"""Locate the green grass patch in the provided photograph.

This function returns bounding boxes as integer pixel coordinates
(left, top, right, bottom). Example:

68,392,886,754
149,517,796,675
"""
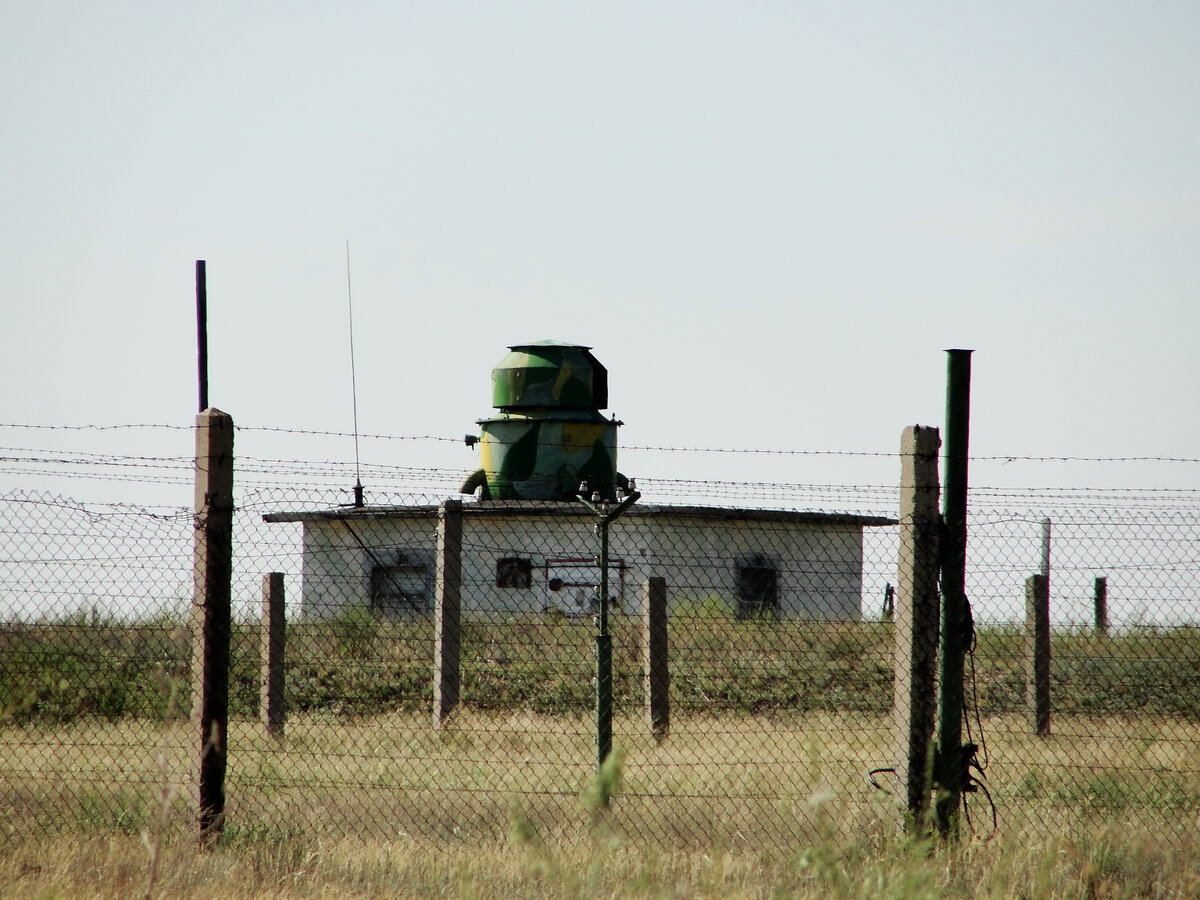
4,613,1200,723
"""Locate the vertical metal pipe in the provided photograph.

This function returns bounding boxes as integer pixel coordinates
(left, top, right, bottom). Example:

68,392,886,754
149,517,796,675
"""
936,348,972,837
196,260,209,413
598,520,610,639
578,489,638,774
596,519,613,769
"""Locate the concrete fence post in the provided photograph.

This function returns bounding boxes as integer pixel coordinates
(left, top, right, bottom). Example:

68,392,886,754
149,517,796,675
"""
434,499,463,729
190,407,234,846
892,424,941,827
260,572,286,737
1025,574,1051,736
642,577,669,741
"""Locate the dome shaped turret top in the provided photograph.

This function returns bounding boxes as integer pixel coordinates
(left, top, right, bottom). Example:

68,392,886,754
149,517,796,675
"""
490,340,608,410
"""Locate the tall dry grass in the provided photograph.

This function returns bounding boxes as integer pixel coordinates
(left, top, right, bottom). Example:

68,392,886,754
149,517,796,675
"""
2,710,1199,897
2,809,1197,898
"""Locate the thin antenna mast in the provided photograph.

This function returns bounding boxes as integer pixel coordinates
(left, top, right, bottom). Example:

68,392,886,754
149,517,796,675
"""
346,240,364,507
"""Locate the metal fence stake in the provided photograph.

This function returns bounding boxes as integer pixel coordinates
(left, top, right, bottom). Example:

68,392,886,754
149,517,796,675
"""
577,487,641,773
936,349,973,838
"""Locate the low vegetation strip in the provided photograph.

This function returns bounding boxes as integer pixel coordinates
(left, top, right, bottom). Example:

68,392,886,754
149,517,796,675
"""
2,614,1199,723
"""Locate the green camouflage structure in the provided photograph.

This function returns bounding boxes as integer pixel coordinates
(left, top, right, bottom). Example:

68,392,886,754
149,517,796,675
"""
462,340,623,501
490,342,608,409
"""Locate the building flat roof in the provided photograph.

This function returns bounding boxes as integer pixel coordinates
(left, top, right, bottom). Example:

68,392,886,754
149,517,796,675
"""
263,501,896,528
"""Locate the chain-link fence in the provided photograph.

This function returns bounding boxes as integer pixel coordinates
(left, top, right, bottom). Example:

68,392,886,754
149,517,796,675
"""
2,429,1198,851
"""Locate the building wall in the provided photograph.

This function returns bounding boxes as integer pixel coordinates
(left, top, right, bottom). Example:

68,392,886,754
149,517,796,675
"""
299,512,865,621
300,515,437,618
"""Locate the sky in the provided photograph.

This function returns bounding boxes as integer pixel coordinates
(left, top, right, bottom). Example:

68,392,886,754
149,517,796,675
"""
4,2,1200,505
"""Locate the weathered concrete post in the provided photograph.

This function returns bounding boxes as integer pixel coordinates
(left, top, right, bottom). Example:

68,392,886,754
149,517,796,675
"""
260,572,286,737
433,499,463,729
191,408,234,846
1094,576,1109,637
892,424,941,828
642,577,669,741
1025,574,1051,736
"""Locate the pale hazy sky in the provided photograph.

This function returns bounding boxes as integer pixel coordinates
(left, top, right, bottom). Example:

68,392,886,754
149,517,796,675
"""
4,2,1199,498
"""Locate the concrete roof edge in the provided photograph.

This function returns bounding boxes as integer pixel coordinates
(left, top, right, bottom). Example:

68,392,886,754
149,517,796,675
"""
262,502,897,527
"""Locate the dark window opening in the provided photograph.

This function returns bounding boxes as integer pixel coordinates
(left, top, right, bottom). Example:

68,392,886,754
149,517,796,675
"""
496,557,533,589
370,559,429,616
736,557,778,619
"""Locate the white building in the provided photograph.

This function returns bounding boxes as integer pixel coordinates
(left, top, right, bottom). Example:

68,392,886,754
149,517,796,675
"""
263,500,894,620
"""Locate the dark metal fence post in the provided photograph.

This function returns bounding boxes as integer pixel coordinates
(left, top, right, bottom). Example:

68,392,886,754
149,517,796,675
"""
191,407,234,846
892,424,941,828
1094,576,1109,637
936,349,973,838
196,260,209,414
596,518,613,766
642,576,669,741
434,499,463,729
577,487,641,772
1025,574,1051,736
260,572,286,737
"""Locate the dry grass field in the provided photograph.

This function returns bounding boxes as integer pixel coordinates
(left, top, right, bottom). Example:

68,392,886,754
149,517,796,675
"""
2,710,1198,898
3,824,1197,899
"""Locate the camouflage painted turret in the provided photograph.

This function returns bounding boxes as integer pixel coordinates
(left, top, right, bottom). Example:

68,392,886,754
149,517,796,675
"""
461,340,623,501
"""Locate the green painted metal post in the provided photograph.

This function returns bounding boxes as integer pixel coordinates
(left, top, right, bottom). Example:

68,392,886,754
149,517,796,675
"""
936,349,973,838
577,488,640,774
596,517,613,767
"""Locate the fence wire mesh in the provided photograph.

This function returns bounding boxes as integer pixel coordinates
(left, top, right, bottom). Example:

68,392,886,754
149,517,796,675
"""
1,426,1198,852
